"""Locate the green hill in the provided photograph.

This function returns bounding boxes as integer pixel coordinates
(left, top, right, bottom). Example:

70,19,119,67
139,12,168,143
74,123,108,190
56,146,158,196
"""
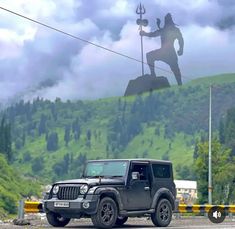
2,73,235,183
0,154,40,217
187,73,235,86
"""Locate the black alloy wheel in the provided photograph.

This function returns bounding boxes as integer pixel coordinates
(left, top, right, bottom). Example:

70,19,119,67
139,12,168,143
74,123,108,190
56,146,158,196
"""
46,212,70,227
151,198,172,227
91,197,118,229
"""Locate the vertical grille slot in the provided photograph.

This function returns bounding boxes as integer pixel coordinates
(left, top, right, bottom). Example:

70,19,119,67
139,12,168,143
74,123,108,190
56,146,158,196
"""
57,186,80,200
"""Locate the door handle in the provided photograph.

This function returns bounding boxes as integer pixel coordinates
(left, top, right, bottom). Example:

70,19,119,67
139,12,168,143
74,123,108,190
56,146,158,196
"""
144,187,150,191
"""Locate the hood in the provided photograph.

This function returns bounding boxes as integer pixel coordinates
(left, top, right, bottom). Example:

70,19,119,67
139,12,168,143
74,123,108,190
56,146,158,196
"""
55,178,125,186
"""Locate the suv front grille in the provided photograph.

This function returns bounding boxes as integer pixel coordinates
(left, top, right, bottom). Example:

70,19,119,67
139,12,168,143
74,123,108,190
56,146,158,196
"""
57,186,80,200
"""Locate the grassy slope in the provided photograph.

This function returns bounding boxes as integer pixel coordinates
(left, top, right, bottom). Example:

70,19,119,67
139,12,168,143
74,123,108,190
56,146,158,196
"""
14,73,235,180
187,73,235,86
0,154,41,217
124,126,194,164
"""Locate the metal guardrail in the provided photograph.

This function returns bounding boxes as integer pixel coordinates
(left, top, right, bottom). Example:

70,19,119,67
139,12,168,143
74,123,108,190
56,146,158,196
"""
24,201,43,214
22,201,235,214
14,200,44,225
14,200,234,225
176,204,235,213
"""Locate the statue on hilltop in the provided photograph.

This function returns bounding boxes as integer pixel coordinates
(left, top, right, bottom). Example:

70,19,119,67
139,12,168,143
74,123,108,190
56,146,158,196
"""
140,13,184,85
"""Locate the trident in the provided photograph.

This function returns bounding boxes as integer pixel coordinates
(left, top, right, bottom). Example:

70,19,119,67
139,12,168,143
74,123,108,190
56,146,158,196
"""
136,3,148,76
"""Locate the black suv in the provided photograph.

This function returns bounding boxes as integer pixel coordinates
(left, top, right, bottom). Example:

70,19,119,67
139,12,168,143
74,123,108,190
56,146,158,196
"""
43,159,176,228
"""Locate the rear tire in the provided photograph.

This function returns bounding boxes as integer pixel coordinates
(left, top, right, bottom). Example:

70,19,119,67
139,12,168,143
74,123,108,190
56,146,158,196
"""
91,197,118,229
46,212,70,227
115,216,128,226
151,198,172,227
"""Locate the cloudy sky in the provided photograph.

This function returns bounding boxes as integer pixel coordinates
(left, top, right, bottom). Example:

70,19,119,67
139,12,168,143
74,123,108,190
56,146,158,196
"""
0,0,234,103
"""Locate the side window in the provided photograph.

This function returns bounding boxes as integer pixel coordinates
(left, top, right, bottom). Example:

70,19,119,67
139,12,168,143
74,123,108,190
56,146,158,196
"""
152,164,170,178
132,164,148,180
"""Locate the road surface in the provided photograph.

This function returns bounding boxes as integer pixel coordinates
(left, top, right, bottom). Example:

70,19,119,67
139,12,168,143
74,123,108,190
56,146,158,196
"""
1,216,235,228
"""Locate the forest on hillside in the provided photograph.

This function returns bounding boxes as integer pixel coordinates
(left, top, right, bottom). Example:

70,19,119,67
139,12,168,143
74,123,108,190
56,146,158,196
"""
0,77,234,177
1,75,235,212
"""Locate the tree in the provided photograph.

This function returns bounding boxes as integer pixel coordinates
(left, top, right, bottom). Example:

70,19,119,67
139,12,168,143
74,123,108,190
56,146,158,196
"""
50,103,57,121
219,118,225,144
0,117,5,153
0,116,12,162
64,125,71,146
72,118,81,141
4,122,12,162
53,153,70,178
69,153,87,178
23,151,32,162
161,151,169,161
223,108,235,155
15,137,23,150
38,114,47,136
86,129,91,141
85,129,91,148
194,139,235,204
46,132,59,151
32,156,44,173
175,164,195,180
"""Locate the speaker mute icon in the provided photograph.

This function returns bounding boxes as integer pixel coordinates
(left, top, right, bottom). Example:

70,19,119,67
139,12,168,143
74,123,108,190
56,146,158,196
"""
209,206,225,223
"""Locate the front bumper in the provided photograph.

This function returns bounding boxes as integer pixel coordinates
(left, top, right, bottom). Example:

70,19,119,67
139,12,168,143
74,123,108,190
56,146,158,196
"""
43,194,100,218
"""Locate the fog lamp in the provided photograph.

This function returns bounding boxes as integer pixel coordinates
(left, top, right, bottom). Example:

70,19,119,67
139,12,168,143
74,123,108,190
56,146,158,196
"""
83,202,90,209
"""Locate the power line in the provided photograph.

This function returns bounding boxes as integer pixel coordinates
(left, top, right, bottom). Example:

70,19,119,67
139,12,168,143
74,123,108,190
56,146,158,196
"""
0,6,192,80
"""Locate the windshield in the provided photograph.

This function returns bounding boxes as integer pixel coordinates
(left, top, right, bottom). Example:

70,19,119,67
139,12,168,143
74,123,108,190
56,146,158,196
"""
84,161,128,178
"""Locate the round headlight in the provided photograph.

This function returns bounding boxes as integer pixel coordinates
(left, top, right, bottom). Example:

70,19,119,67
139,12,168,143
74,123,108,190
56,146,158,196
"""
44,185,52,193
52,185,59,194
80,184,89,194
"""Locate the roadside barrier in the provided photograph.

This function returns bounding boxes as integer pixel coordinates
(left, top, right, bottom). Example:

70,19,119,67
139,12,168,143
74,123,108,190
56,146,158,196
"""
176,204,235,214
24,201,43,213
22,201,235,214
14,200,44,226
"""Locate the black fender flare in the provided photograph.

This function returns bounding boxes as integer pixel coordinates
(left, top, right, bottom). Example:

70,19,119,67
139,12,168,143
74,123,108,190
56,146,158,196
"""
151,188,175,210
94,187,124,211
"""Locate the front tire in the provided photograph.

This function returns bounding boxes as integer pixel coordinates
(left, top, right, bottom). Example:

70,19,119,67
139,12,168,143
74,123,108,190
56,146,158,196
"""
46,212,70,227
115,216,128,226
151,198,172,227
91,197,118,229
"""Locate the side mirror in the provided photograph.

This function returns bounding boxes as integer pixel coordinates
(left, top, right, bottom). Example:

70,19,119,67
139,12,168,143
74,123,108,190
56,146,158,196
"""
132,172,140,180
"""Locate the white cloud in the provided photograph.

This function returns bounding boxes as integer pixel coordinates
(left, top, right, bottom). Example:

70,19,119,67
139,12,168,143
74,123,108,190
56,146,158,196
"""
32,22,142,100
101,0,134,18
0,0,235,103
181,24,235,78
0,25,38,60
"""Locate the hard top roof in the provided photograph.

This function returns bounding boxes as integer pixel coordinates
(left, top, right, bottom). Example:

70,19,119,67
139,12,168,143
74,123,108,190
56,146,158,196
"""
87,158,172,164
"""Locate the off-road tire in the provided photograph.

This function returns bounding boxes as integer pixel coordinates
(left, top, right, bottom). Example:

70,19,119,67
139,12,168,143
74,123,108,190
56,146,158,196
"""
91,197,118,229
151,198,172,227
46,212,70,227
115,216,128,226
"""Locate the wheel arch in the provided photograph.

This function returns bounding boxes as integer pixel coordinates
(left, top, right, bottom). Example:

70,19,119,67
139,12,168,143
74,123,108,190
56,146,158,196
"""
95,187,124,212
151,188,175,210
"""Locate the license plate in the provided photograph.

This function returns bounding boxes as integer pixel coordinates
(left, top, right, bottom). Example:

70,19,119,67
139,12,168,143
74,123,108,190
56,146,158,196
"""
54,202,70,208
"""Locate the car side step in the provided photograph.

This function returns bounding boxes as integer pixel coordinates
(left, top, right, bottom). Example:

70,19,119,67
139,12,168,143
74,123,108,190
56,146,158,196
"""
120,209,155,216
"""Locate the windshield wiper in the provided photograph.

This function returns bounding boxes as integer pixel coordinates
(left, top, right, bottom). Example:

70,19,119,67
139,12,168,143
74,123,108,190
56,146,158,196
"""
84,175,105,178
84,175,123,179
107,175,124,178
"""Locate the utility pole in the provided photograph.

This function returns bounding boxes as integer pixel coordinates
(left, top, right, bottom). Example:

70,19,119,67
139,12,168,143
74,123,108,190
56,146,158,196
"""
208,85,212,204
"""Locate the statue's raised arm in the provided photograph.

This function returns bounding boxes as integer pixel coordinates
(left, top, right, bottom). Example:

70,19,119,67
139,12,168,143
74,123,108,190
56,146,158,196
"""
140,29,161,37
176,28,184,56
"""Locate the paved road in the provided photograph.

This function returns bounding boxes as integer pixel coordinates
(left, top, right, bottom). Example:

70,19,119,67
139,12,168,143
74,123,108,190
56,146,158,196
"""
1,217,235,228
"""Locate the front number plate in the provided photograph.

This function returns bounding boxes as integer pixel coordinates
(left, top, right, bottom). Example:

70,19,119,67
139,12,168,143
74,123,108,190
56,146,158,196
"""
54,202,70,208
